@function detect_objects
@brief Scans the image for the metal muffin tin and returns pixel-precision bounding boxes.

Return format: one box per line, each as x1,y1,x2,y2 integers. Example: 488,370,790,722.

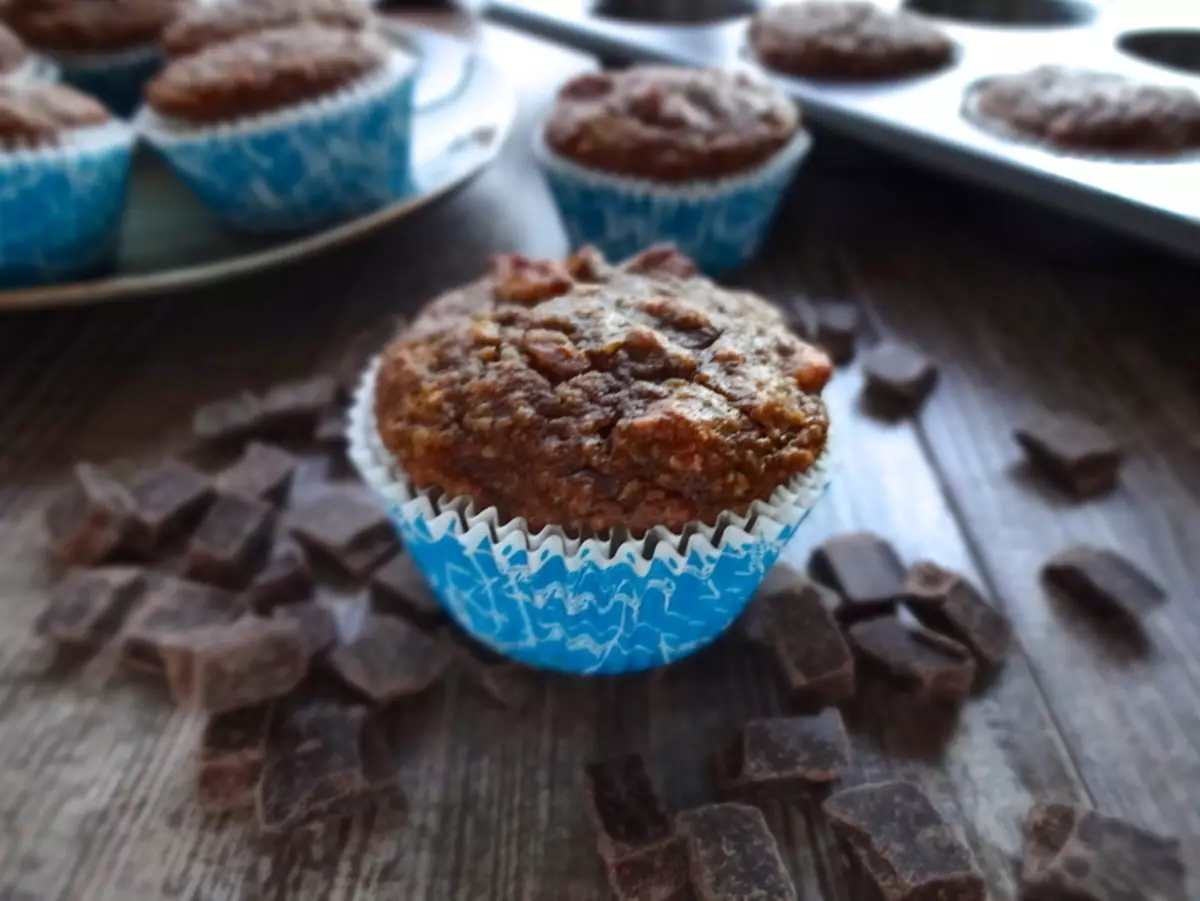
484,0,1200,261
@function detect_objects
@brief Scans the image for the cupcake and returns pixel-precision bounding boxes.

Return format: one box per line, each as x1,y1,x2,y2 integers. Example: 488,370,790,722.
349,246,834,674
6,0,179,115
162,0,374,58
534,66,811,276
0,81,135,286
963,66,1200,159
748,2,954,81
139,25,417,233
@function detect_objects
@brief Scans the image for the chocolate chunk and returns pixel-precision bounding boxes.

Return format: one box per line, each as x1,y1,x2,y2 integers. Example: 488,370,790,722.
192,391,263,445
185,493,273,588
314,408,347,451
125,459,214,556
467,659,538,712
824,781,984,901
1021,802,1080,884
36,567,147,646
249,537,314,611
117,578,243,673
259,376,338,436
1042,545,1166,621
676,803,796,901
861,341,937,413
216,443,297,504
716,710,850,799
808,532,906,620
814,303,859,365
847,617,976,704
1021,805,1185,901
196,703,272,812
326,615,450,704
256,695,400,835
904,561,1013,669
608,840,691,901
161,615,310,713
584,754,674,862
288,487,397,576
370,552,445,628
1014,414,1122,498
273,601,338,657
44,463,136,565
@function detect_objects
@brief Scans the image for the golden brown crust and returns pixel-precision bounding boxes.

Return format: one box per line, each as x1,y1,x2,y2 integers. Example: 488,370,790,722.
374,247,831,534
6,0,180,53
145,25,389,124
162,0,373,58
543,66,799,182
0,81,109,148
749,2,953,81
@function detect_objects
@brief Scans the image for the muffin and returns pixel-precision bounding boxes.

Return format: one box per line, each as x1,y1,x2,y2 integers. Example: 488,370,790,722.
748,2,954,81
350,246,834,674
964,66,1200,158
534,66,811,275
139,25,417,233
6,0,180,114
0,81,135,285
162,0,374,58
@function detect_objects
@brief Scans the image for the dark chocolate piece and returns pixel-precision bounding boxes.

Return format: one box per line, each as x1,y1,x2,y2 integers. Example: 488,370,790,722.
125,459,214,556
216,442,297,504
808,532,906,620
44,463,136,565
716,710,850,797
117,578,243,673
583,754,674,862
288,488,397,576
1021,802,1080,884
162,615,310,713
256,695,400,835
904,561,1013,669
249,536,314,611
192,392,263,445
676,803,796,901
824,781,984,901
847,617,976,704
1021,805,1185,901
273,601,338,657
1014,415,1122,498
814,303,859,365
36,567,147,646
185,493,273,588
608,840,692,901
326,615,450,704
259,376,338,436
759,574,856,708
370,552,445,628
197,703,273,812
315,408,348,450
1042,545,1166,620
861,341,938,413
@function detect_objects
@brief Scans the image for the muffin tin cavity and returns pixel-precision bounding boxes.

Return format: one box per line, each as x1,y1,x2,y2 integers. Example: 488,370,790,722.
592,0,760,25
1118,29,1200,77
901,0,1095,28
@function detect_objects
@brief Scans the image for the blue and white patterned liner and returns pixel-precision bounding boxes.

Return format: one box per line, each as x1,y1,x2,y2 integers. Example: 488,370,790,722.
533,126,812,276
0,121,135,287
51,44,163,118
347,359,834,675
137,50,417,234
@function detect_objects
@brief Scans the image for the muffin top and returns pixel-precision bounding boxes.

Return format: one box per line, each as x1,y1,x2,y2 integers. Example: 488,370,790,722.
968,66,1200,157
6,0,180,53
543,66,799,182
0,81,109,148
145,24,391,124
374,247,832,534
0,22,28,74
749,1,954,80
162,0,373,58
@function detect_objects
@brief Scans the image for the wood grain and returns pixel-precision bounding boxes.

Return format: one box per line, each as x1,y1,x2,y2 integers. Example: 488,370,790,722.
1,14,1198,901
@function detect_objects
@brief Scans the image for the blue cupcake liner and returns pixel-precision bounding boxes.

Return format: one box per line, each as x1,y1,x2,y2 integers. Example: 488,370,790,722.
348,358,834,675
533,126,812,276
0,121,136,287
51,44,163,118
138,50,417,234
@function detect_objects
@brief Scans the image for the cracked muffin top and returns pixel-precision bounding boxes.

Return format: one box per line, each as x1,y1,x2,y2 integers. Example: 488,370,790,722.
162,0,373,58
373,246,832,534
6,0,181,53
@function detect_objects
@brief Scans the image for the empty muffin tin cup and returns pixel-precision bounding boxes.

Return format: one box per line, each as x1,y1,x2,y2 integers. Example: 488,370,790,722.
1118,29,1200,77
592,0,760,24
901,0,1095,27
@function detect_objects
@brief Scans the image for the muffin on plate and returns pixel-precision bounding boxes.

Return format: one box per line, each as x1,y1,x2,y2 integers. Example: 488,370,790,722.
534,66,810,276
139,25,417,233
0,81,135,285
162,0,374,58
963,66,1200,158
6,0,179,114
748,1,954,81
349,245,834,674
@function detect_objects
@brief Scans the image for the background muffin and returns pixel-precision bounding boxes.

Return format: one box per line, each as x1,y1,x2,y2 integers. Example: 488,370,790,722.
162,0,374,58
535,66,811,275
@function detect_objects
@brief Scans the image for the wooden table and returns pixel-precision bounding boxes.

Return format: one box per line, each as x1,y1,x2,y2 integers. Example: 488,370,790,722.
2,14,1198,901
